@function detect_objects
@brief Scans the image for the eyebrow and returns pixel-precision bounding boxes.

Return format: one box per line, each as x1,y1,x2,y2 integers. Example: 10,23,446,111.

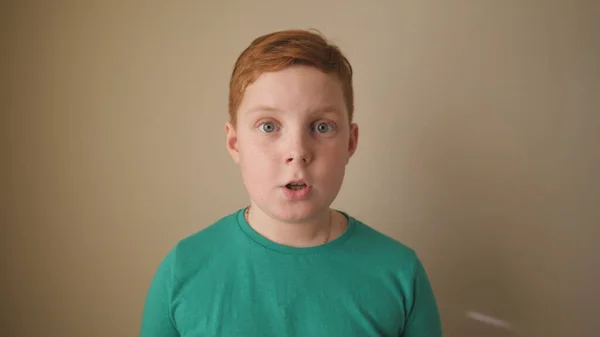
245,105,343,117
245,105,281,116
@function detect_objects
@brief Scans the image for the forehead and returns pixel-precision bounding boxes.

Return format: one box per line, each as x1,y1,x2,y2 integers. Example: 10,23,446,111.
238,65,347,119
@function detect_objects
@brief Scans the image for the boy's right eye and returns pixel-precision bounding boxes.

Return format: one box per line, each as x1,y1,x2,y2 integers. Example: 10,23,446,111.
258,122,277,133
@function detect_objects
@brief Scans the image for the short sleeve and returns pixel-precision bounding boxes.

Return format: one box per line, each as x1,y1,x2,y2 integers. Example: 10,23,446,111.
140,249,180,337
401,255,442,337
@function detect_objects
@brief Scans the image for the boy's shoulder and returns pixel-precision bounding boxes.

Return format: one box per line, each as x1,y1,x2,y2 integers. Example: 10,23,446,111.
160,210,241,268
176,209,240,250
346,214,430,287
347,212,418,260
165,209,420,269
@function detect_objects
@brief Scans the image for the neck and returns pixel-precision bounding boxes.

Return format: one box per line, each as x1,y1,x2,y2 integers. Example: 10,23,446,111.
245,205,335,247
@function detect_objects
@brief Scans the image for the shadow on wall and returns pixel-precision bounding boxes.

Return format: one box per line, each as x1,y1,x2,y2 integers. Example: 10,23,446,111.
414,107,524,336
401,101,585,336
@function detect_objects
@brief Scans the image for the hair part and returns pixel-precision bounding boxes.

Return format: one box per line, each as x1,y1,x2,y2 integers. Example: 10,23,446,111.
228,29,354,126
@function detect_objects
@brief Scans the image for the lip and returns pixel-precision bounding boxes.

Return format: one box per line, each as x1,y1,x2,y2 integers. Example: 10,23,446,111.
283,179,310,187
280,180,312,200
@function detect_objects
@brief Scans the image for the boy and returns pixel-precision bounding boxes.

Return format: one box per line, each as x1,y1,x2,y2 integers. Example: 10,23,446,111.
140,29,442,337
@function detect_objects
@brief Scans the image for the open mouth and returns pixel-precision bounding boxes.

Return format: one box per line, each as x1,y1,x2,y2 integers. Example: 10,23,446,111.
285,183,307,191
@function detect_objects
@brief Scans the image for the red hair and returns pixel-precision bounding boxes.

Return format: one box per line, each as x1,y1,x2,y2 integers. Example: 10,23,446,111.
228,29,354,125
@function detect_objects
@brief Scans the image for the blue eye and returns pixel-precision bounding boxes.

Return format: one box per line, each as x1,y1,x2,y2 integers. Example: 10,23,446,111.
314,122,334,133
258,122,277,133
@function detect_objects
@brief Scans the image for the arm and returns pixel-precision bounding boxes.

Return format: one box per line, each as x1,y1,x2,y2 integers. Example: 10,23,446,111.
401,255,442,337
140,250,180,337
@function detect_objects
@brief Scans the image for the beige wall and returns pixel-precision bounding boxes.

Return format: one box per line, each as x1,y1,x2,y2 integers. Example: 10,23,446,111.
2,1,598,336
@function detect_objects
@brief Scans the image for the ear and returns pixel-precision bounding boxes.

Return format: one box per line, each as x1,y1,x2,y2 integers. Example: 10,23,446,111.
225,122,240,164
347,123,359,161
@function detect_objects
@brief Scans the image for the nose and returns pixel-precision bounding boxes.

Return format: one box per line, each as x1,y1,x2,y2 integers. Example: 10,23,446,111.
285,130,313,165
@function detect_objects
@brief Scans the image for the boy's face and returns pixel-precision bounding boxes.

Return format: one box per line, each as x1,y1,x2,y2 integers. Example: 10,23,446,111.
226,65,358,223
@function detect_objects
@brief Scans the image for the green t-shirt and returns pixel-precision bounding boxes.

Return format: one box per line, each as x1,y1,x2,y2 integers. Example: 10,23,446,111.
140,209,442,337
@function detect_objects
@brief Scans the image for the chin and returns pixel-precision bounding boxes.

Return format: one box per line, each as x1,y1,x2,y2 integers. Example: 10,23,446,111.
273,202,330,222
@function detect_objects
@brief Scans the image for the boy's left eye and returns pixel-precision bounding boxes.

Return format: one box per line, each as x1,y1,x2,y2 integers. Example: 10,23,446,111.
313,122,334,133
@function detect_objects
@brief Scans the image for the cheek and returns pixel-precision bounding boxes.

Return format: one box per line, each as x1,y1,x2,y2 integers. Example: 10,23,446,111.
320,138,350,160
239,140,279,179
318,142,349,177
245,140,277,162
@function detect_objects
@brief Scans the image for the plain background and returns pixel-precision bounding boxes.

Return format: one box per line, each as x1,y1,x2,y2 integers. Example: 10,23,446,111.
2,1,599,336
